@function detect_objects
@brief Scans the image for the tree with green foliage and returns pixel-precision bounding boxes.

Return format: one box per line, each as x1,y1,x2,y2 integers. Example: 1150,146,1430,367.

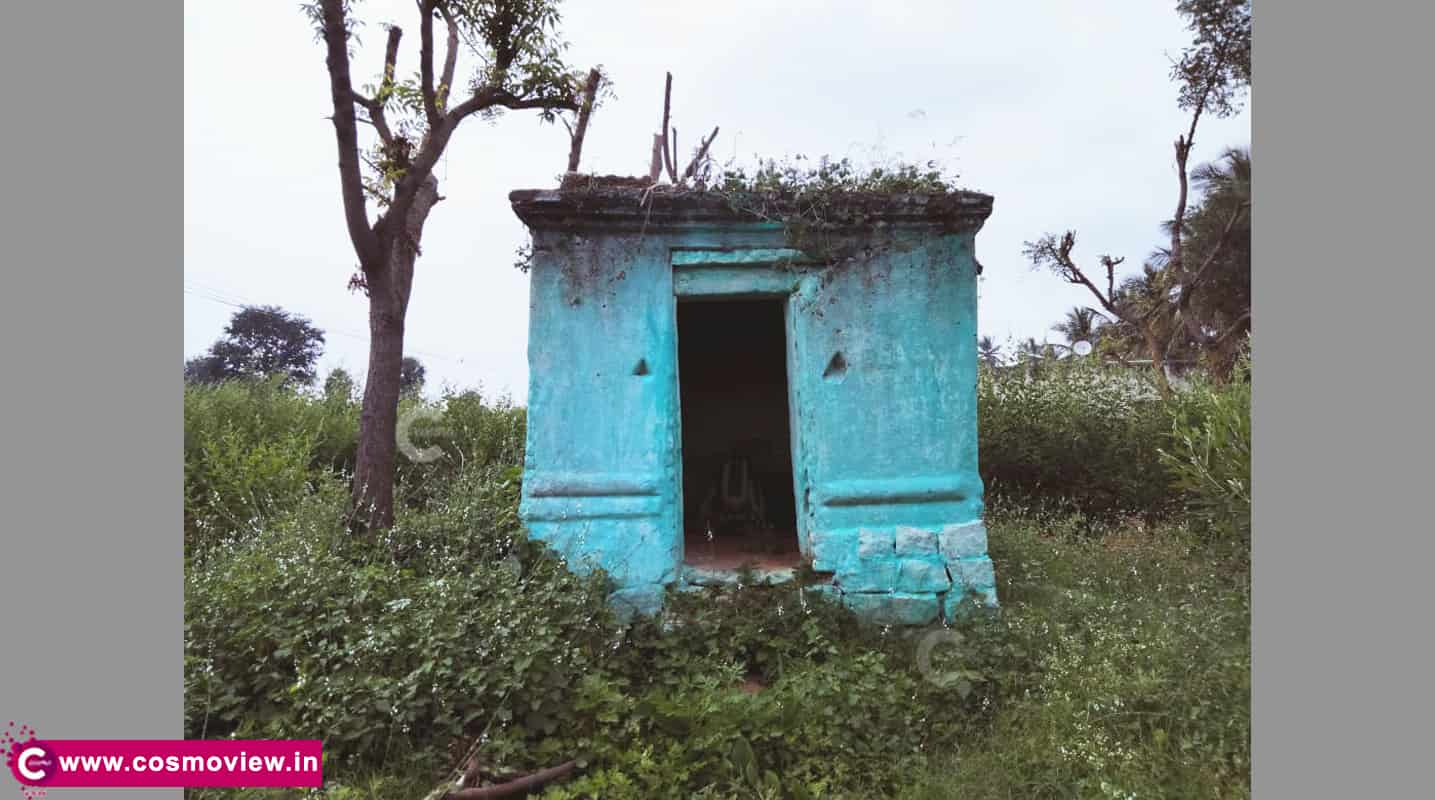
977,335,1004,367
1072,261,1181,372
184,305,326,387
1025,0,1250,393
1052,306,1105,348
399,356,426,397
323,366,358,403
1161,145,1251,375
304,0,603,531
1091,147,1250,376
1014,337,1066,377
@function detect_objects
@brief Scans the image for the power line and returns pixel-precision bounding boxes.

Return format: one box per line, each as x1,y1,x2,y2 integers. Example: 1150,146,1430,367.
182,285,472,367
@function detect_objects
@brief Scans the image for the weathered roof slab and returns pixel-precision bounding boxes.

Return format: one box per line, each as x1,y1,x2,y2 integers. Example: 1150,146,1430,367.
510,178,994,234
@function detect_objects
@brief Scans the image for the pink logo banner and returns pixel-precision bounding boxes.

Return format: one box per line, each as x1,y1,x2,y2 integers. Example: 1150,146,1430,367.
6,739,323,790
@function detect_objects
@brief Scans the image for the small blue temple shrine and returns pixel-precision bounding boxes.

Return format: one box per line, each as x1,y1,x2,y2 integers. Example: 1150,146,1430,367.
509,179,997,625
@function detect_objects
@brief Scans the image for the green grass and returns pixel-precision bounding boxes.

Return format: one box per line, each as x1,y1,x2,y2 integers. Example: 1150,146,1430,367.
895,509,1250,799
187,505,1249,800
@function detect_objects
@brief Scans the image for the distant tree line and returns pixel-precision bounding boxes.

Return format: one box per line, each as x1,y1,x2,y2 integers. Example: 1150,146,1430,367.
185,304,426,396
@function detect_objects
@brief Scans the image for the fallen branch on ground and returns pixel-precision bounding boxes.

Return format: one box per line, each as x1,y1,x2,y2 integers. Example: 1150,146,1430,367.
446,760,580,799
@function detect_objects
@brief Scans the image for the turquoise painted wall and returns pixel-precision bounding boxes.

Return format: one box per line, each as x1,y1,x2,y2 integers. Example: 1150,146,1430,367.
511,189,996,625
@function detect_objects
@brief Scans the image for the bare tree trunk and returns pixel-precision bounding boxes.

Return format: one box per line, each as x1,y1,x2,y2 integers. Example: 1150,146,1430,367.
354,298,404,531
565,68,601,173
351,176,440,533
1143,327,1174,398
317,0,584,533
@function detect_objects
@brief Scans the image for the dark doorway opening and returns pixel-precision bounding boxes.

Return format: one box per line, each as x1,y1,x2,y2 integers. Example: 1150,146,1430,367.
678,298,800,571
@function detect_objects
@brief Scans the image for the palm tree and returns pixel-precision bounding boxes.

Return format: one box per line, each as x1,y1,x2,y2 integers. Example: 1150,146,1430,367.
1159,146,1251,377
1015,337,1065,376
1016,337,1040,361
977,335,1003,367
1017,337,1061,361
1051,306,1106,349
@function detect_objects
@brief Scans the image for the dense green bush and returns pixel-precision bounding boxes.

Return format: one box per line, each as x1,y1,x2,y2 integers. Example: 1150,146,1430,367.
187,500,1249,800
183,379,525,550
392,390,527,510
184,378,358,549
488,577,1006,800
978,361,1177,520
185,456,998,798
1160,351,1252,539
184,471,620,774
542,651,954,799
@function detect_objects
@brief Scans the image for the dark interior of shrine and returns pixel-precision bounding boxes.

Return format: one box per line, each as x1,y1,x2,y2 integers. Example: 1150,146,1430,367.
676,298,801,570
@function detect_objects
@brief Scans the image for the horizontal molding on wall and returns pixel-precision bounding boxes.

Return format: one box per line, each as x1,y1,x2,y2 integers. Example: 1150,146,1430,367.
671,248,816,298
813,474,977,507
670,248,813,267
524,471,663,497
673,267,802,297
520,494,664,521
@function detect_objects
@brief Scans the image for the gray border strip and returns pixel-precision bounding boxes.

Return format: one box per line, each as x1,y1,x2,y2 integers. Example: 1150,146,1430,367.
1,2,181,798
1254,2,1435,796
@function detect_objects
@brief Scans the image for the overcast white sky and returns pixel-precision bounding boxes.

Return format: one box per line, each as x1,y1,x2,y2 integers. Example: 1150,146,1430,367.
184,0,1249,402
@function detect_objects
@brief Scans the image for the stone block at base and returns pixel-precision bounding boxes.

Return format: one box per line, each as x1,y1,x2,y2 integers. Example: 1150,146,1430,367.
610,584,667,620
895,526,939,557
683,565,796,588
950,556,996,589
942,586,999,619
842,592,940,626
800,583,842,603
836,558,898,593
897,558,952,593
810,529,859,572
858,529,896,558
937,521,989,560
